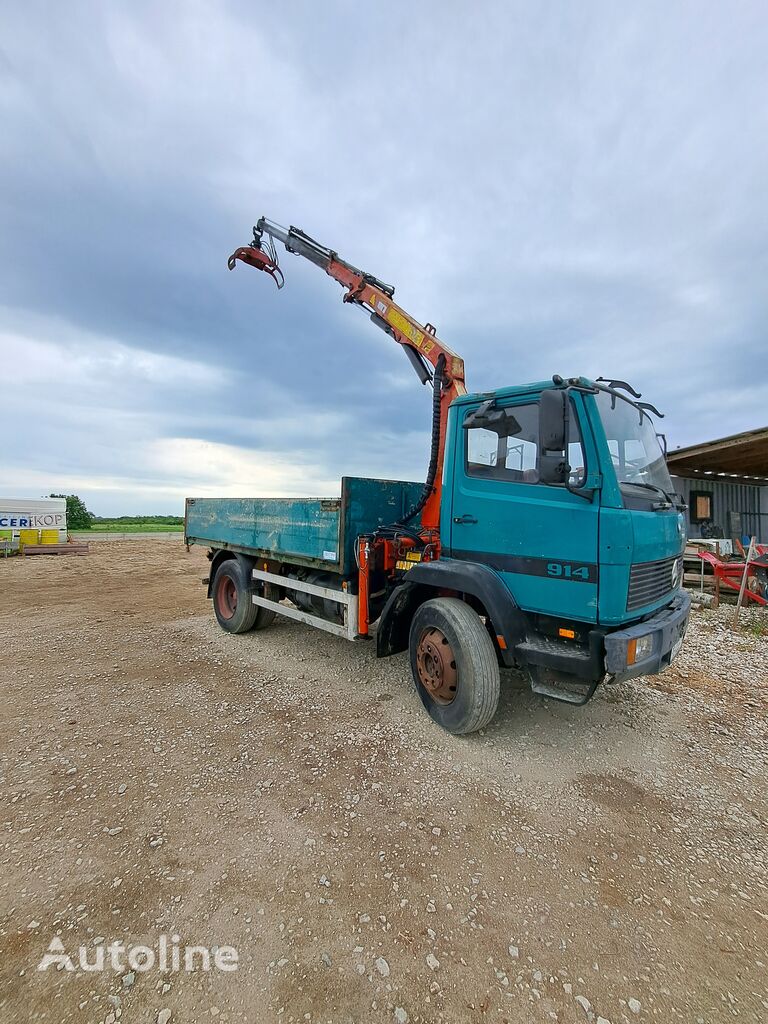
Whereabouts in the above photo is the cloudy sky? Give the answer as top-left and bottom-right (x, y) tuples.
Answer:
(2, 1), (766, 515)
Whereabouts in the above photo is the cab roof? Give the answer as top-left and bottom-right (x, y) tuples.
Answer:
(453, 376), (596, 407)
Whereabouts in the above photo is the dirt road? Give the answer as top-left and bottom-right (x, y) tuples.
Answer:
(1, 540), (766, 1023)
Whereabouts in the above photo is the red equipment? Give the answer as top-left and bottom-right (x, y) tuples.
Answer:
(698, 548), (768, 606)
(228, 219), (470, 636)
(228, 243), (284, 289)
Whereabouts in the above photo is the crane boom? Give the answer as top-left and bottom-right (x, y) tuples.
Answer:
(228, 218), (467, 534)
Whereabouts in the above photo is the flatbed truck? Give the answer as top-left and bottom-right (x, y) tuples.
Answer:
(185, 218), (690, 734)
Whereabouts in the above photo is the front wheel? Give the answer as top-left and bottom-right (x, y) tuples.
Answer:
(408, 598), (500, 734)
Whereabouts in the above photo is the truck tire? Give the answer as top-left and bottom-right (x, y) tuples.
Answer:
(212, 559), (259, 634)
(409, 598), (500, 734)
(252, 585), (277, 630)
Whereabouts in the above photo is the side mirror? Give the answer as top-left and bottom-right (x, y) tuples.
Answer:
(539, 389), (567, 451)
(539, 390), (568, 484)
(539, 454), (568, 484)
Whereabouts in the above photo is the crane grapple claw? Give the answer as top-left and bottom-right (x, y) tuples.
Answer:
(227, 245), (285, 289)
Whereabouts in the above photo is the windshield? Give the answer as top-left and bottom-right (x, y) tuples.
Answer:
(595, 390), (674, 497)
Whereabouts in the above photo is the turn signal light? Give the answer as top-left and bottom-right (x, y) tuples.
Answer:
(627, 635), (654, 665)
(558, 627), (576, 639)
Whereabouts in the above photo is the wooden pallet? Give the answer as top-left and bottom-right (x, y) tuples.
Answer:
(21, 543), (90, 557)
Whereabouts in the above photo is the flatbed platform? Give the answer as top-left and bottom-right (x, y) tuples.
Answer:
(185, 477), (423, 574)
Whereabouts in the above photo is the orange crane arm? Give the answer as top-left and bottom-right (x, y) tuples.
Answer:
(228, 218), (467, 533)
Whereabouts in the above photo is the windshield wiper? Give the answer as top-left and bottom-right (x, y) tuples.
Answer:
(620, 480), (686, 510)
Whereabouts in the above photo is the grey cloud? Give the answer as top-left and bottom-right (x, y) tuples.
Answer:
(1, 0), (767, 513)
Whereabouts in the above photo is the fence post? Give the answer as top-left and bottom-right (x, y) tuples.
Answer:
(732, 536), (757, 628)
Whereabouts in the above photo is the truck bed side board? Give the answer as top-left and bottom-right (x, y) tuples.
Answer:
(185, 477), (423, 575)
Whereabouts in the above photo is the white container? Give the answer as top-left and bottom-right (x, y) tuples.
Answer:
(0, 497), (67, 542)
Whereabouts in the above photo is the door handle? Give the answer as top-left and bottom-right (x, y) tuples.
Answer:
(453, 514), (478, 524)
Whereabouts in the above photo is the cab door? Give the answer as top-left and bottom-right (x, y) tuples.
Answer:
(447, 394), (600, 623)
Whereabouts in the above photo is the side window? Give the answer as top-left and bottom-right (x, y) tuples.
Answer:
(465, 399), (587, 487)
(467, 427), (500, 468)
(466, 402), (540, 483)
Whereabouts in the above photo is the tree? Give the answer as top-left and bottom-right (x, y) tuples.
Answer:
(49, 493), (94, 530)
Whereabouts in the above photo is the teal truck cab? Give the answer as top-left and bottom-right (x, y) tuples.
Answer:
(186, 220), (689, 734)
(436, 376), (689, 693)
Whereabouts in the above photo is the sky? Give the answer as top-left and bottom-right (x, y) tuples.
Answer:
(1, 1), (766, 516)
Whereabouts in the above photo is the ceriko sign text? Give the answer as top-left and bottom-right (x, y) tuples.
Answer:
(0, 512), (66, 529)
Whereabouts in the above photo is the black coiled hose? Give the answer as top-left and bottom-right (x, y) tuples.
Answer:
(398, 353), (446, 525)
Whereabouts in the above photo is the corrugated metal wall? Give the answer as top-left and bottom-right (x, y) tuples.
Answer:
(670, 476), (766, 541)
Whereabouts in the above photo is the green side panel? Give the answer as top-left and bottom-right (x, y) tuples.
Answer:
(185, 496), (342, 567)
(185, 477), (424, 575)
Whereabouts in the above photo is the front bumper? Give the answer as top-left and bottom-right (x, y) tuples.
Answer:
(604, 589), (691, 682)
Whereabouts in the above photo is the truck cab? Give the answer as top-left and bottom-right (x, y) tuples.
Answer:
(424, 376), (689, 701)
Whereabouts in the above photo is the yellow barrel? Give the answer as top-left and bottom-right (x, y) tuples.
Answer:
(19, 529), (39, 550)
(41, 530), (60, 545)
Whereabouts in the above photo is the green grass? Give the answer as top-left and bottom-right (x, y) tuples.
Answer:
(744, 618), (768, 638)
(73, 521), (184, 534)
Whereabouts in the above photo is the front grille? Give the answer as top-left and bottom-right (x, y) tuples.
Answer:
(627, 555), (680, 611)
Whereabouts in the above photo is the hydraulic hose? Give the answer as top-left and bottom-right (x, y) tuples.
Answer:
(398, 354), (446, 525)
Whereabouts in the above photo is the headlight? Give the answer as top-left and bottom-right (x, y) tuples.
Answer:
(627, 634), (654, 664)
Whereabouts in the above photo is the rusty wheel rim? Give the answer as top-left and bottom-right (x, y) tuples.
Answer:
(217, 574), (238, 619)
(415, 626), (458, 705)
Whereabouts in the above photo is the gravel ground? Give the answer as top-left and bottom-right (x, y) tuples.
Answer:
(0, 540), (766, 1024)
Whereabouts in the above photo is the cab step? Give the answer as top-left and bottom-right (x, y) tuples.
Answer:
(527, 672), (601, 706)
(516, 637), (596, 678)
(516, 636), (604, 705)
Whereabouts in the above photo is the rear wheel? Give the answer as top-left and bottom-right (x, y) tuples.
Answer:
(252, 586), (277, 630)
(409, 598), (500, 734)
(212, 559), (259, 634)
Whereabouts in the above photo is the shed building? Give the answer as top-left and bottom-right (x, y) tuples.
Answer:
(667, 427), (768, 543)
